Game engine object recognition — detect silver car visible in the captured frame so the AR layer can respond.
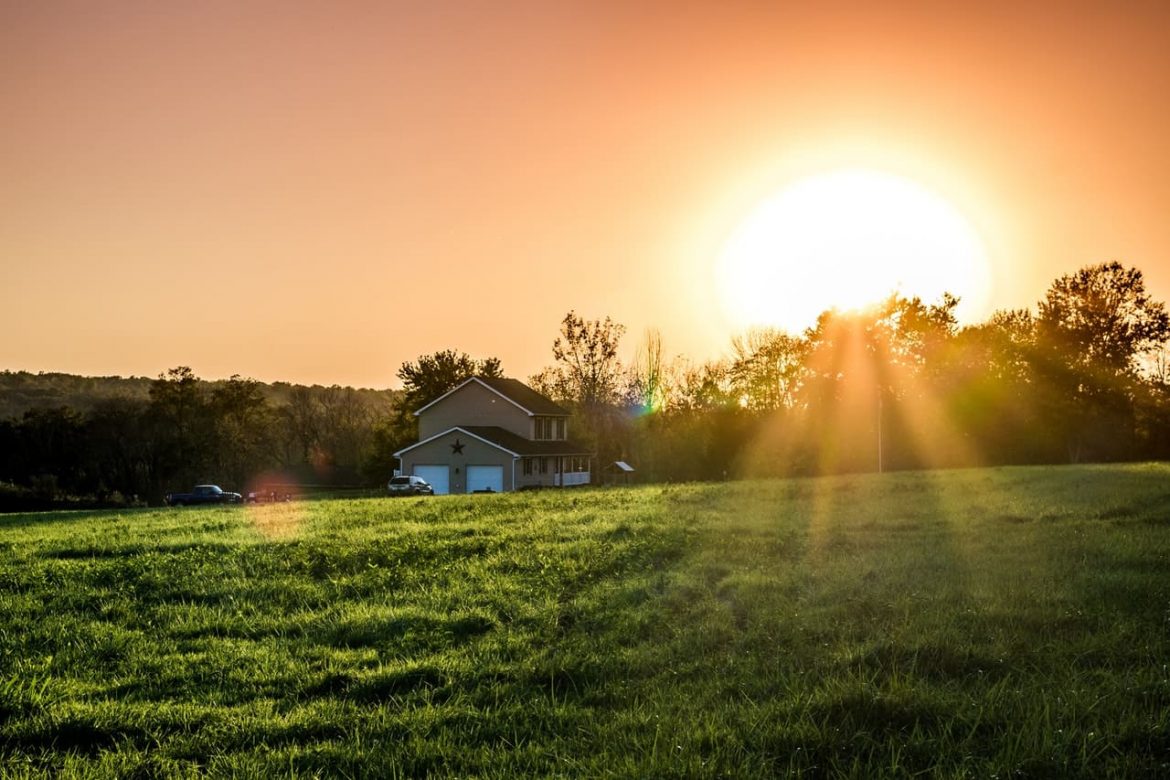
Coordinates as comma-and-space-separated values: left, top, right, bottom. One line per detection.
387, 475, 434, 496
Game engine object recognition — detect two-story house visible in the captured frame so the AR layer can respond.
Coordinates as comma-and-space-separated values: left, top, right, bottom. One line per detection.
393, 376, 592, 494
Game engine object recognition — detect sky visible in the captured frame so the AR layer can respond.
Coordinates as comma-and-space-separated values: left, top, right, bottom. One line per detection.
4, 1, 1170, 389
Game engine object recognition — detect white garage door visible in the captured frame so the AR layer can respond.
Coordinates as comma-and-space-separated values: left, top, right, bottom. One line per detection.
413, 465, 450, 495
466, 465, 504, 493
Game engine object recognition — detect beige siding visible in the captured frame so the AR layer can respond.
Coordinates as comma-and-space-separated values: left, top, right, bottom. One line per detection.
399, 430, 516, 494
418, 382, 531, 440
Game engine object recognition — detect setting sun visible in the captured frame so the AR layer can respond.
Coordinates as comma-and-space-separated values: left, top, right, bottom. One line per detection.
716, 169, 992, 333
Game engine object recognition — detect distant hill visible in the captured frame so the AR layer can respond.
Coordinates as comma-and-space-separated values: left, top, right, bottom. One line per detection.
0, 370, 401, 419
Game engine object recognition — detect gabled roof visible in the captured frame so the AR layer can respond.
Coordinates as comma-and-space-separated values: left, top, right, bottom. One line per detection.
394, 426, 591, 458
413, 376, 570, 417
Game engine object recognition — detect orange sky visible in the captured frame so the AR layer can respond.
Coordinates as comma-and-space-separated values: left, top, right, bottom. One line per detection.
4, 1, 1170, 388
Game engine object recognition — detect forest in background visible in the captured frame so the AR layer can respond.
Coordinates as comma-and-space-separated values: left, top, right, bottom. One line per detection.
0, 371, 399, 510
0, 371, 398, 421
3, 262, 1170, 510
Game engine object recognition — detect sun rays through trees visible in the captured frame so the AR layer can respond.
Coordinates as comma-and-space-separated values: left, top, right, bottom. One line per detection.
3, 263, 1170, 505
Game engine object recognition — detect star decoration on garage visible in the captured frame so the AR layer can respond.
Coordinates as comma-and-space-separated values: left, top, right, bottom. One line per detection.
451, 439, 465, 454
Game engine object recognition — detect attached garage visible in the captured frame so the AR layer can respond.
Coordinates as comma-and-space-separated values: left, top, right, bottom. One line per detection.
466, 465, 504, 493
413, 465, 450, 495
395, 424, 589, 494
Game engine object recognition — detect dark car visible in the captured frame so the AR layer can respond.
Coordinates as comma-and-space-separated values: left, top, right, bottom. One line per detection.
165, 484, 244, 506
387, 475, 434, 496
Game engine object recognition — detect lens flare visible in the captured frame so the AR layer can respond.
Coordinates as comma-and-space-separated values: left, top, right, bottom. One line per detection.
243, 471, 305, 540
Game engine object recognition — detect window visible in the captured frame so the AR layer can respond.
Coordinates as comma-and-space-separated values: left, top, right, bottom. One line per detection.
522, 458, 533, 476
535, 417, 557, 440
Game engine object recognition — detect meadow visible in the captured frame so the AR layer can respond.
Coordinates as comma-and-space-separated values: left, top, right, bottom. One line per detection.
2, 464, 1169, 778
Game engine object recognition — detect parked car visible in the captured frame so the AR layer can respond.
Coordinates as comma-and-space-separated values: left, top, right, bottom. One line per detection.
246, 490, 293, 503
165, 484, 244, 506
387, 475, 434, 496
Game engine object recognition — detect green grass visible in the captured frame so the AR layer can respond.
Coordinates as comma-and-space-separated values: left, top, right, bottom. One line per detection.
2, 464, 1170, 777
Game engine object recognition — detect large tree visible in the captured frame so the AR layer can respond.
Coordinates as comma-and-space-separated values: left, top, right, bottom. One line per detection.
147, 366, 212, 492
530, 311, 626, 408
1035, 262, 1170, 461
940, 310, 1051, 464
728, 327, 808, 412
386, 350, 503, 452
1037, 261, 1169, 380
210, 375, 277, 488
529, 312, 628, 463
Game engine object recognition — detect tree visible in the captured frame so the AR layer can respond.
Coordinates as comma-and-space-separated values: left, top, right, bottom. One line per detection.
147, 366, 212, 492
529, 312, 628, 463
938, 311, 1052, 464
210, 375, 277, 488
397, 350, 502, 410
86, 397, 154, 499
797, 294, 961, 473
672, 359, 736, 413
388, 350, 503, 451
1037, 261, 1169, 380
316, 385, 377, 481
14, 406, 87, 497
625, 329, 668, 414
1035, 262, 1170, 461
728, 328, 808, 411
280, 385, 322, 466
531, 311, 626, 408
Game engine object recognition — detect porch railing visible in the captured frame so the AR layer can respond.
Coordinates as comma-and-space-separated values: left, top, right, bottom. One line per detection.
554, 472, 590, 487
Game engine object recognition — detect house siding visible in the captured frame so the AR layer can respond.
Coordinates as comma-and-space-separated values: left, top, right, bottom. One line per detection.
418, 382, 531, 440
399, 430, 516, 494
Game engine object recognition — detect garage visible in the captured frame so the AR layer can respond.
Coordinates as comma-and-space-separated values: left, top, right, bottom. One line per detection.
413, 465, 450, 495
466, 465, 504, 493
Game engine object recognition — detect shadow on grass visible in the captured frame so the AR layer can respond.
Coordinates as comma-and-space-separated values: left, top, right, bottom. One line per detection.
308, 665, 449, 702
3, 717, 151, 756
328, 613, 494, 650
851, 643, 1009, 683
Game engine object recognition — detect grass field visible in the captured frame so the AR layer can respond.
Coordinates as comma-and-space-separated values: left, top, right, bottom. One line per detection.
2, 464, 1169, 778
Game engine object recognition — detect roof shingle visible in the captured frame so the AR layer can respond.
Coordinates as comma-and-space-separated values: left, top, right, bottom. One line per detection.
474, 376, 569, 416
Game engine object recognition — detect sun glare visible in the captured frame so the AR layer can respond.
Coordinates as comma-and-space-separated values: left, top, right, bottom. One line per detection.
716, 169, 991, 332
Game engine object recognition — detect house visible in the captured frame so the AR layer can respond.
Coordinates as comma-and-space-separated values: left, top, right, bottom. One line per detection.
393, 376, 592, 494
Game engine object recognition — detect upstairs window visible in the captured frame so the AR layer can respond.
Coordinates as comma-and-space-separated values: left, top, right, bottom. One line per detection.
534, 416, 566, 440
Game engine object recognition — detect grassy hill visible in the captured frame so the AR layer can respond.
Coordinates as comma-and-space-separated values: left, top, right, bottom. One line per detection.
2, 464, 1169, 777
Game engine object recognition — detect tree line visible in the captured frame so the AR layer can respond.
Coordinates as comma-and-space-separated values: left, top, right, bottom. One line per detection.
549, 261, 1170, 480
2, 261, 1168, 509
0, 369, 397, 509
